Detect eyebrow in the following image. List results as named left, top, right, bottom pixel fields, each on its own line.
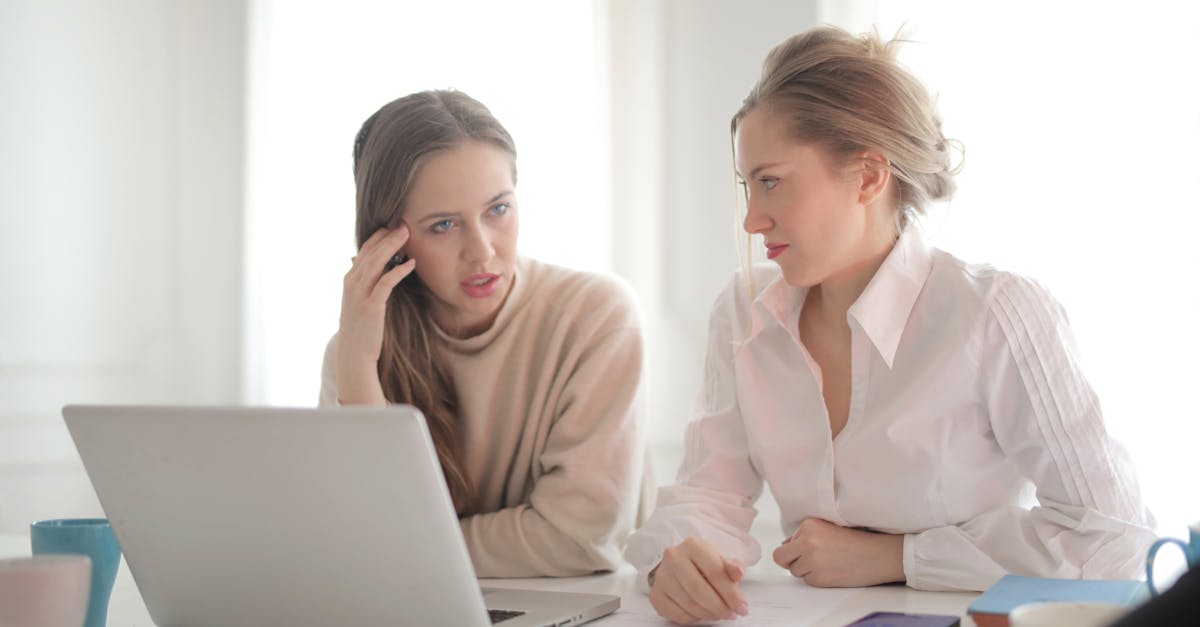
left=736, top=162, right=785, bottom=181
left=416, top=190, right=514, bottom=224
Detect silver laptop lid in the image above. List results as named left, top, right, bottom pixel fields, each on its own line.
left=63, top=404, right=492, bottom=627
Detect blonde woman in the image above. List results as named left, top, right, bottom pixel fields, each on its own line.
left=321, top=89, right=652, bottom=577
left=626, top=26, right=1155, bottom=622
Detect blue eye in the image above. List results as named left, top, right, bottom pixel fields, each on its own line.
left=760, top=177, right=779, bottom=191
left=489, top=202, right=510, bottom=216
left=430, top=219, right=454, bottom=234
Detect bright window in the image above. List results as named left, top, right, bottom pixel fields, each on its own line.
left=244, top=0, right=609, bottom=406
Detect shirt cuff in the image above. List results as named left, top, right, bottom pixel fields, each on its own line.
left=902, top=533, right=919, bottom=586
left=635, top=560, right=659, bottom=595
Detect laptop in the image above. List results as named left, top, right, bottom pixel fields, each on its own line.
left=63, top=404, right=619, bottom=626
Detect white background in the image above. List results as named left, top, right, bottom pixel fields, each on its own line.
left=2, top=0, right=1197, bottom=557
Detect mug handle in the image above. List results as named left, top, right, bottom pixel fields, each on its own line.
left=1146, top=537, right=1188, bottom=596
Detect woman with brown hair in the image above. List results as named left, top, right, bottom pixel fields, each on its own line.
left=319, top=89, right=652, bottom=577
left=626, top=26, right=1154, bottom=622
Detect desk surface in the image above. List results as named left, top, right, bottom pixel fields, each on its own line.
left=2, top=534, right=978, bottom=626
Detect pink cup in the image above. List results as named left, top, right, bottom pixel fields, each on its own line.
left=0, top=555, right=92, bottom=627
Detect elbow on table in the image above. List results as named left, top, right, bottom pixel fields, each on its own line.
left=1079, top=527, right=1158, bottom=581
left=562, top=532, right=628, bottom=575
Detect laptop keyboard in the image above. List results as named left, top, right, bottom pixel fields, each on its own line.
left=488, top=608, right=526, bottom=624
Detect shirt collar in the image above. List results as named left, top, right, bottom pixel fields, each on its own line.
left=751, top=227, right=933, bottom=369
left=847, top=227, right=934, bottom=368
left=751, top=268, right=805, bottom=340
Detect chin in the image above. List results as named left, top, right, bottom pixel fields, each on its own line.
left=779, top=267, right=820, bottom=289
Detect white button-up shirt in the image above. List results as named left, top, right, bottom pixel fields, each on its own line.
left=626, top=228, right=1156, bottom=592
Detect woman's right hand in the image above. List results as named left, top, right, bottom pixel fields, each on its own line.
left=336, top=225, right=416, bottom=405
left=649, top=537, right=749, bottom=624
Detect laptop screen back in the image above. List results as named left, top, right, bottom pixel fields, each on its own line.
left=63, top=404, right=491, bottom=627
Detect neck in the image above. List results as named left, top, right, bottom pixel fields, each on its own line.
left=808, top=227, right=898, bottom=330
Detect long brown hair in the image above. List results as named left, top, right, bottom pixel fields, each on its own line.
left=351, top=90, right=517, bottom=516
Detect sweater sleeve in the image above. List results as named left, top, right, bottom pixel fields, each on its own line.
left=459, top=323, right=649, bottom=577
left=317, top=333, right=339, bottom=407
left=623, top=284, right=765, bottom=593
left=902, top=275, right=1156, bottom=591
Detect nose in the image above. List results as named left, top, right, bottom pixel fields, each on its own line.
left=462, top=223, right=495, bottom=263
left=743, top=196, right=773, bottom=235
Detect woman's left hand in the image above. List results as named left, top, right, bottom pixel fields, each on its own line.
left=772, top=518, right=905, bottom=587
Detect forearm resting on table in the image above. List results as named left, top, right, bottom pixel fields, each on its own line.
left=462, top=503, right=625, bottom=577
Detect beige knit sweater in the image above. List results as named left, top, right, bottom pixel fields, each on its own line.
left=320, top=256, right=653, bottom=576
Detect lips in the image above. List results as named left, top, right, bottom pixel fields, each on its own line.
left=461, top=273, right=501, bottom=298
left=766, top=244, right=789, bottom=260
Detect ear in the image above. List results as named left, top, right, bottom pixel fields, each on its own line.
left=855, top=150, right=892, bottom=207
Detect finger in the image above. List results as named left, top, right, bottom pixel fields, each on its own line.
left=723, top=557, right=745, bottom=583
left=773, top=538, right=804, bottom=568
left=670, top=560, right=735, bottom=620
left=351, top=228, right=397, bottom=273
left=788, top=553, right=812, bottom=580
left=660, top=574, right=726, bottom=622
left=659, top=576, right=710, bottom=621
left=722, top=558, right=751, bottom=615
left=361, top=224, right=410, bottom=261
left=350, top=225, right=409, bottom=277
left=345, top=228, right=389, bottom=286
left=772, top=543, right=788, bottom=568
left=693, top=555, right=746, bottom=616
left=369, top=257, right=416, bottom=304
left=677, top=538, right=743, bottom=616
left=358, top=227, right=391, bottom=253
left=649, top=588, right=699, bottom=625
left=347, top=227, right=411, bottom=292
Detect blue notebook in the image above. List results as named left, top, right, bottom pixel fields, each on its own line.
left=967, top=575, right=1147, bottom=627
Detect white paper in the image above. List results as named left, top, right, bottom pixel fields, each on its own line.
left=606, top=579, right=858, bottom=626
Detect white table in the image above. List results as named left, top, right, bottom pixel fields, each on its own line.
left=2, top=534, right=978, bottom=626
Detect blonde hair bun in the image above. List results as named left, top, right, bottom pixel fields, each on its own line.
left=733, top=26, right=962, bottom=229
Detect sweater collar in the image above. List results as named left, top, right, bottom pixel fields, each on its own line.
left=434, top=256, right=532, bottom=353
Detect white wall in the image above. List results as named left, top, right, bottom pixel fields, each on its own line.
left=242, top=0, right=608, bottom=407
left=0, top=0, right=821, bottom=544
left=0, top=0, right=246, bottom=532
left=605, top=0, right=820, bottom=447
left=3, top=0, right=1195, bottom=545
left=602, top=0, right=824, bottom=541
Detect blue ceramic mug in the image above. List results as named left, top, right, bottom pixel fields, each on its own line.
left=1145, top=522, right=1200, bottom=596
left=31, top=519, right=122, bottom=627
